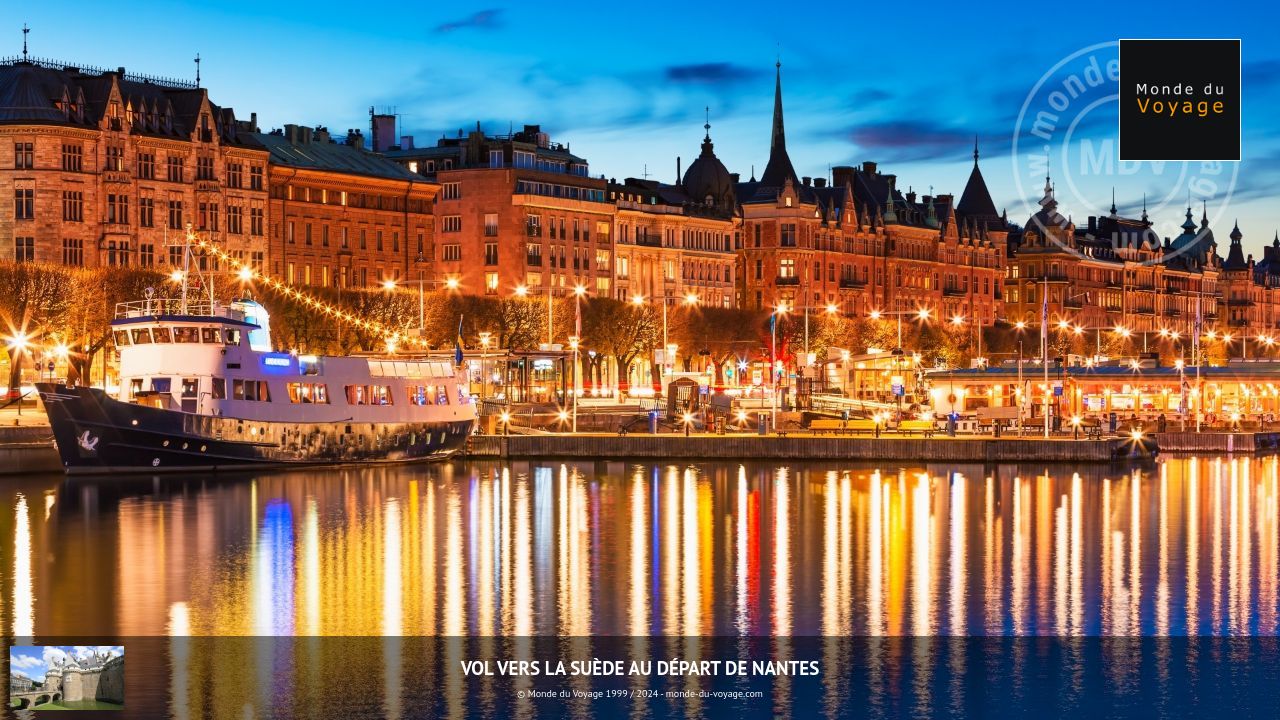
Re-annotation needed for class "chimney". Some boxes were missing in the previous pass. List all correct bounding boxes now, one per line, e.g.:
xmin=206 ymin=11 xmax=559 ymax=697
xmin=814 ymin=178 xmax=827 ymax=188
xmin=730 ymin=173 xmax=740 ymax=183
xmin=283 ymin=123 xmax=300 ymax=143
xmin=906 ymin=189 xmax=917 ymax=204
xmin=676 ymin=156 xmax=681 ymax=185
xmin=832 ymin=166 xmax=854 ymax=188
xmin=313 ymin=126 xmax=330 ymax=143
xmin=400 ymin=135 xmax=414 ymax=150
xmin=346 ymin=128 xmax=364 ymax=148
xmin=117 ymin=66 xmax=126 ymax=75
xmin=863 ymin=161 xmax=878 ymax=175
xmin=802 ymin=176 xmax=811 ymax=187
xmin=250 ymin=112 xmax=258 ymax=132
xmin=1088 ymin=216 xmax=1097 ymax=233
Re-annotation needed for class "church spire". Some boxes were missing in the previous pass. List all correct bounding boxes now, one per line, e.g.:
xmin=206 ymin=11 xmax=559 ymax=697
xmin=957 ymin=136 xmax=999 ymax=222
xmin=759 ymin=60 xmax=799 ymax=188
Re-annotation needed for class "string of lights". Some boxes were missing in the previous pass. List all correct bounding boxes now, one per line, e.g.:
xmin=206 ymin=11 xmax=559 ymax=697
xmin=191 ymin=239 xmax=430 ymax=351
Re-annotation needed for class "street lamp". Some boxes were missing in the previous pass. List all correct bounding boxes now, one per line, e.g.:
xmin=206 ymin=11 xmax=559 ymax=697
xmin=237 ymin=266 xmax=254 ymax=282
xmin=771 ymin=302 xmax=789 ymax=419
xmin=478 ymin=331 xmax=492 ymax=405
xmin=569 ymin=334 xmax=580 ymax=433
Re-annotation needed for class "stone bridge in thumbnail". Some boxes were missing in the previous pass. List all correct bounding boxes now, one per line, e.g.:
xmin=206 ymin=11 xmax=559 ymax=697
xmin=10 ymin=689 xmax=61 ymax=709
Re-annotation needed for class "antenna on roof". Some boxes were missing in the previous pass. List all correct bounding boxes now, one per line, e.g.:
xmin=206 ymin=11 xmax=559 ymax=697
xmin=194 ymin=53 xmax=200 ymax=87
xmin=22 ymin=23 xmax=29 ymax=61
xmin=642 ymin=163 xmax=650 ymax=180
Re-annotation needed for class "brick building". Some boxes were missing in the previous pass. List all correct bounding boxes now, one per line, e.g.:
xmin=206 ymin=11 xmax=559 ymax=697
xmin=0 ymin=57 xmax=269 ymax=270
xmin=250 ymin=124 xmax=437 ymax=290
xmin=735 ymin=64 xmax=1007 ymax=330
xmin=384 ymin=124 xmax=612 ymax=298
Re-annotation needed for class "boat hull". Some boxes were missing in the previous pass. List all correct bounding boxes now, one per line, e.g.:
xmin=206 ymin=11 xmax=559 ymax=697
xmin=37 ymin=384 xmax=474 ymax=475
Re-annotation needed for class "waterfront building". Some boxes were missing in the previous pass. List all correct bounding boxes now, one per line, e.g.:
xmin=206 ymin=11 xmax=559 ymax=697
xmin=734 ymin=64 xmax=1008 ymax=329
xmin=249 ymin=124 xmax=438 ymax=290
xmin=384 ymin=124 xmax=613 ymax=299
xmin=0 ymin=57 xmax=269 ymax=269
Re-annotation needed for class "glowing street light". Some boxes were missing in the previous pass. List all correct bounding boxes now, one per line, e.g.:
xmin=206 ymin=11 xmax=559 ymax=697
xmin=169 ymin=270 xmax=185 ymax=283
xmin=237 ymin=266 xmax=255 ymax=282
xmin=951 ymin=314 xmax=966 ymax=327
xmin=445 ymin=277 xmax=460 ymax=291
xmin=514 ymin=285 xmax=529 ymax=298
xmin=382 ymin=279 xmax=397 ymax=291
xmin=1014 ymin=320 xmax=1027 ymax=331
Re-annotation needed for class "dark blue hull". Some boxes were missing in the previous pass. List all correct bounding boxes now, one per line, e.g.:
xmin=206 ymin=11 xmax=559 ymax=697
xmin=37 ymin=384 xmax=473 ymax=475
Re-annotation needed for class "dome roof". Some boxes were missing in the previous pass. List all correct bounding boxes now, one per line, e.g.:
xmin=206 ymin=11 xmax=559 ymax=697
xmin=682 ymin=126 xmax=735 ymax=210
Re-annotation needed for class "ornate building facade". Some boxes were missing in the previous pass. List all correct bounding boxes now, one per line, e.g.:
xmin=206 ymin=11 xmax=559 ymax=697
xmin=0 ymin=58 xmax=269 ymax=269
xmin=252 ymin=124 xmax=437 ymax=290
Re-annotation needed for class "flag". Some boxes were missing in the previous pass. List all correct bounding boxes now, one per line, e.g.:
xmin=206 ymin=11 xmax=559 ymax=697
xmin=454 ymin=316 xmax=464 ymax=366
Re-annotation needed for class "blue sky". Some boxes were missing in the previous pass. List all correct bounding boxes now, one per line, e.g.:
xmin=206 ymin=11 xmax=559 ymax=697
xmin=14 ymin=1 xmax=1280 ymax=254
xmin=9 ymin=646 xmax=122 ymax=682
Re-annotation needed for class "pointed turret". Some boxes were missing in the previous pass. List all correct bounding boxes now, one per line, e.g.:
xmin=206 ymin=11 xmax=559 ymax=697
xmin=759 ymin=61 xmax=799 ymax=188
xmin=956 ymin=139 xmax=999 ymax=220
xmin=1224 ymin=220 xmax=1247 ymax=271
xmin=882 ymin=180 xmax=898 ymax=224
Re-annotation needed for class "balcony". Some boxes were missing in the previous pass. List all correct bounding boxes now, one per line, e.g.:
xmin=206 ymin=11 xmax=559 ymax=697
xmin=1228 ymin=298 xmax=1254 ymax=307
xmin=776 ymin=276 xmax=800 ymax=286
xmin=103 ymin=170 xmax=130 ymax=184
xmin=526 ymin=225 xmax=542 ymax=237
xmin=526 ymin=256 xmax=542 ymax=267
xmin=1135 ymin=307 xmax=1155 ymax=315
xmin=838 ymin=277 xmax=866 ymax=289
xmin=942 ymin=287 xmax=966 ymax=297
xmin=196 ymin=180 xmax=220 ymax=193
xmin=1164 ymin=308 xmax=1181 ymax=317
xmin=636 ymin=236 xmax=662 ymax=248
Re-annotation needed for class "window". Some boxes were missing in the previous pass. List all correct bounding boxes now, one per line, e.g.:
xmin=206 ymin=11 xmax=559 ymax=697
xmin=227 ymin=205 xmax=243 ymax=234
xmin=173 ymin=327 xmax=199 ymax=343
xmin=14 ymin=188 xmax=33 ymax=219
xmin=107 ymin=193 xmax=129 ymax=224
xmin=287 ymin=382 xmax=329 ymax=404
xmin=615 ymin=255 xmax=629 ymax=279
xmin=106 ymin=240 xmax=130 ymax=267
xmin=196 ymin=154 xmax=214 ymax=181
xmin=781 ymin=223 xmax=797 ymax=247
xmin=442 ymin=216 xmax=462 ymax=233
xmin=250 ymin=206 xmax=264 ymax=236
xmin=139 ymin=244 xmax=155 ymax=267
xmin=105 ymin=144 xmax=124 ymax=171
xmin=61 ymin=191 xmax=84 ymax=222
xmin=14 ymin=142 xmax=33 ymax=169
xmin=227 ymin=163 xmax=243 ymax=188
xmin=595 ymin=249 xmax=610 ymax=270
xmin=232 ymin=379 xmax=272 ymax=402
xmin=484 ymin=242 xmax=498 ymax=265
xmin=345 ymin=384 xmax=393 ymax=405
xmin=779 ymin=258 xmax=796 ymax=278
xmin=489 ymin=150 xmax=503 ymax=168
xmin=212 ymin=378 xmax=226 ymax=400
xmin=304 ymin=223 xmax=313 ymax=246
xmin=250 ymin=165 xmax=264 ymax=190
xmin=14 ymin=237 xmax=34 ymax=262
xmin=168 ymin=199 xmax=183 ymax=229
xmin=443 ymin=244 xmax=461 ymax=261
xmin=137 ymin=153 xmax=155 ymax=179
xmin=166 ymin=155 xmax=183 ymax=182
xmin=485 ymin=272 xmax=498 ymax=294
xmin=442 ymin=182 xmax=461 ymax=200
xmin=139 ymin=197 xmax=155 ymax=228
xmin=484 ymin=213 xmax=499 ymax=237
xmin=61 ymin=238 xmax=83 ymax=265
xmin=527 ymin=243 xmax=542 ymax=266
xmin=755 ymin=259 xmax=763 ymax=280
xmin=61 ymin=143 xmax=83 ymax=172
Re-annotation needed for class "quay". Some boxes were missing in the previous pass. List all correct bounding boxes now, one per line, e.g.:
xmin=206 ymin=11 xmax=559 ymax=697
xmin=466 ymin=433 xmax=1144 ymax=463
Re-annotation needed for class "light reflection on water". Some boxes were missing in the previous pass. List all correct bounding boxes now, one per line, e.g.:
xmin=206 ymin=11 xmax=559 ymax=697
xmin=0 ymin=456 xmax=1276 ymax=639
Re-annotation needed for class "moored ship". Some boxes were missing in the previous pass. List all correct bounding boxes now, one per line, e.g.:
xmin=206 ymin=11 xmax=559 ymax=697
xmin=38 ymin=289 xmax=475 ymax=474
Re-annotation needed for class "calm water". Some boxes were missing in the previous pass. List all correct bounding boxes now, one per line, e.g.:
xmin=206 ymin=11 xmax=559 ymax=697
xmin=5 ymin=457 xmax=1280 ymax=718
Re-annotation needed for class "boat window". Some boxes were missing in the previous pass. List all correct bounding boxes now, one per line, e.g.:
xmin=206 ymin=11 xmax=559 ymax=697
xmin=131 ymin=328 xmax=153 ymax=344
xmin=152 ymin=327 xmax=173 ymax=343
xmin=113 ymin=330 xmax=131 ymax=347
xmin=181 ymin=378 xmax=199 ymax=398
xmin=299 ymin=356 xmax=319 ymax=376
xmin=436 ymin=385 xmax=449 ymax=405
xmin=232 ymin=379 xmax=271 ymax=402
xmin=201 ymin=327 xmax=221 ymax=343
xmin=224 ymin=329 xmax=241 ymax=346
xmin=345 ymin=384 xmax=393 ymax=405
xmin=128 ymin=378 xmax=143 ymax=399
xmin=407 ymin=385 xmax=430 ymax=406
xmin=152 ymin=377 xmax=172 ymax=393
xmin=287 ymin=382 xmax=329 ymax=404
xmin=457 ymin=386 xmax=470 ymax=405
xmin=212 ymin=378 xmax=226 ymax=399
xmin=174 ymin=327 xmax=199 ymax=343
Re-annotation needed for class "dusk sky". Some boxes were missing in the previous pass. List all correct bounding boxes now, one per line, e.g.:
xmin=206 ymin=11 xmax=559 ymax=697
xmin=15 ymin=1 xmax=1280 ymax=254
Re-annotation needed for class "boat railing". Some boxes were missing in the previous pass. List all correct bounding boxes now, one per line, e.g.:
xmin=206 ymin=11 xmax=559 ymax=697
xmin=115 ymin=299 xmax=245 ymax=321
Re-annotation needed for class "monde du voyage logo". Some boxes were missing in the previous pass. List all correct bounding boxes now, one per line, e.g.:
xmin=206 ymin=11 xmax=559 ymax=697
xmin=1119 ymin=39 xmax=1241 ymax=161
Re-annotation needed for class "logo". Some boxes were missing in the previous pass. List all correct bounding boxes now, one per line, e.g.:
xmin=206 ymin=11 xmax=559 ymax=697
xmin=1119 ymin=39 xmax=1241 ymax=161
xmin=1012 ymin=41 xmax=1239 ymax=267
xmin=76 ymin=431 xmax=99 ymax=453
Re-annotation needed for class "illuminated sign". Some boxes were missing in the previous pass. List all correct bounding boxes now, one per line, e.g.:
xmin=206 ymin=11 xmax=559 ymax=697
xmin=262 ymin=355 xmax=292 ymax=368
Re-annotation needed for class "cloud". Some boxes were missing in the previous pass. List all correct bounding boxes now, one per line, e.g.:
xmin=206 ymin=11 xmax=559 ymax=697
xmin=664 ymin=63 xmax=762 ymax=85
xmin=10 ymin=654 xmax=43 ymax=670
xmin=849 ymin=88 xmax=891 ymax=106
xmin=435 ymin=9 xmax=503 ymax=33
xmin=1244 ymin=60 xmax=1280 ymax=89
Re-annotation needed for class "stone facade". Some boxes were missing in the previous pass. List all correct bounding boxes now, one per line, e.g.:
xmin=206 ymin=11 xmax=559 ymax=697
xmin=44 ymin=653 xmax=123 ymax=704
xmin=0 ymin=59 xmax=269 ymax=269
